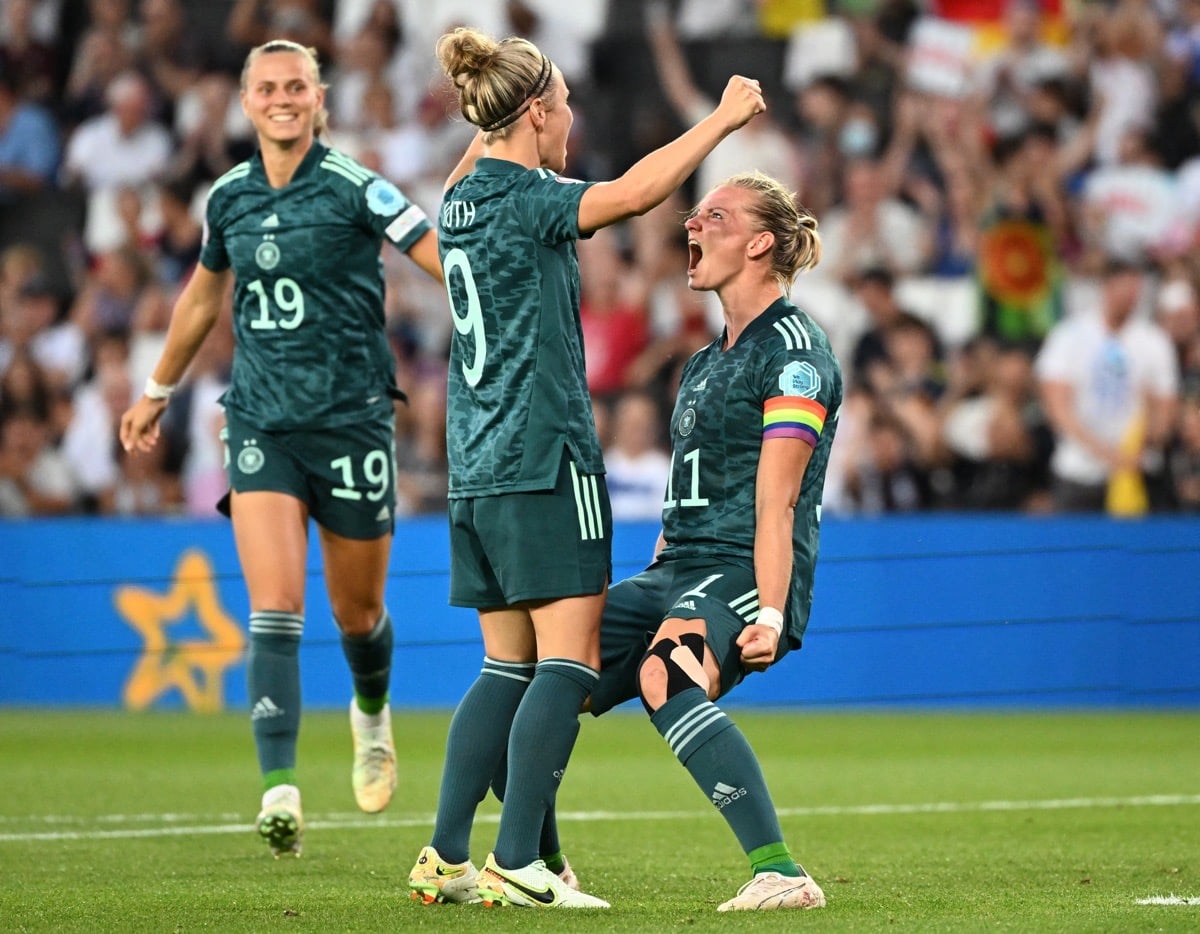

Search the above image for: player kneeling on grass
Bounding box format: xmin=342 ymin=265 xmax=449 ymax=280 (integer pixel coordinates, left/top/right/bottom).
xmin=585 ymin=171 xmax=840 ymax=911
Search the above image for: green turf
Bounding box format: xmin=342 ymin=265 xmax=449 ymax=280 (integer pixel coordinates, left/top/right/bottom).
xmin=1 ymin=709 xmax=1198 ymax=932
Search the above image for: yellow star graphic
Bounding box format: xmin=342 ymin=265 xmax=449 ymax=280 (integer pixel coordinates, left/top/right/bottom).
xmin=116 ymin=550 xmax=246 ymax=712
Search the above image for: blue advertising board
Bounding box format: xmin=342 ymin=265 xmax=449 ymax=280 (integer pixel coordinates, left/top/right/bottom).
xmin=1 ymin=516 xmax=1197 ymax=710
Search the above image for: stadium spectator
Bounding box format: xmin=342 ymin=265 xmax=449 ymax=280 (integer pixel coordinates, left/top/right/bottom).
xmin=579 ymin=228 xmax=650 ymax=398
xmin=0 ymin=69 xmax=59 ymax=202
xmin=61 ymin=341 xmax=131 ymax=512
xmin=168 ymin=72 xmax=254 ymax=188
xmin=1036 ymin=258 xmax=1180 ymax=512
xmin=603 ymin=390 xmax=670 ymax=520
xmin=63 ymin=0 xmax=139 ymax=124
xmin=0 ymin=346 xmax=52 ymax=418
xmin=1080 ymin=128 xmax=1177 ymax=267
xmin=0 ymin=0 xmax=58 ymax=104
xmin=817 ymin=155 xmax=931 ymax=283
xmin=147 ymin=177 xmax=202 ymax=287
xmin=845 ymin=406 xmax=934 ymax=513
xmin=226 ymin=0 xmax=332 ymax=59
xmin=136 ymin=0 xmax=207 ymax=111
xmin=61 ymin=70 xmax=172 ymax=255
xmin=941 ymin=338 xmax=1052 ymax=509
xmin=646 ymin=4 xmax=801 ymax=208
xmin=12 ymin=276 xmax=85 ymax=389
xmin=1167 ymin=391 xmax=1200 ymax=510
xmin=977 ymin=129 xmax=1067 ymax=343
xmin=0 ymin=405 xmax=76 ymax=514
xmin=393 ymin=371 xmax=449 ymax=516
xmin=69 ymin=245 xmax=165 ymax=342
xmin=974 ymin=0 xmax=1070 ymax=138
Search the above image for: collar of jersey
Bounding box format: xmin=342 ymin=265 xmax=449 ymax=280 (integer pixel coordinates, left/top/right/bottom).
xmin=251 ymin=140 xmax=327 ymax=186
xmin=724 ymin=296 xmax=798 ymax=348
xmin=473 ymin=157 xmax=535 ymax=176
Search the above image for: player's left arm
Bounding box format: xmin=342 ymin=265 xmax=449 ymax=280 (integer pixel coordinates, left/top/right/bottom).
xmin=739 ymin=437 xmax=812 ymax=671
xmin=404 ymin=229 xmax=443 ymax=283
xmin=739 ymin=346 xmax=833 ymax=671
xmin=356 ymin=170 xmax=441 ymax=283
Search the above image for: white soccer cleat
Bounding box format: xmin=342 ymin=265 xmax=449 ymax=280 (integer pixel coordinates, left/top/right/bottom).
xmin=350 ymin=700 xmax=396 ymax=813
xmin=408 ymin=845 xmax=482 ymax=905
xmin=256 ymin=784 xmax=303 ymax=858
xmin=717 ymin=871 xmax=826 ymax=911
xmin=476 ymin=853 xmax=609 ymax=908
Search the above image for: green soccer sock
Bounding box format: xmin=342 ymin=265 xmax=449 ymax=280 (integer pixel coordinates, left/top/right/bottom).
xmin=247 ymin=612 xmax=304 ymax=789
xmin=430 ymin=658 xmax=535 ymax=864
xmin=339 ymin=610 xmax=393 ymax=715
xmin=490 ymin=759 xmax=564 ymax=866
xmin=650 ymin=687 xmax=800 ymax=877
xmin=493 ymin=659 xmax=597 ymax=870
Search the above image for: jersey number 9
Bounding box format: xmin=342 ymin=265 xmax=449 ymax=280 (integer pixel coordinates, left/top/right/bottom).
xmin=443 ymin=248 xmax=486 ymax=387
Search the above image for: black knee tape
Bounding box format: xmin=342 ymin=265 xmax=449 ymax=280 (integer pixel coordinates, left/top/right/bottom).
xmin=638 ymin=633 xmax=707 ymax=714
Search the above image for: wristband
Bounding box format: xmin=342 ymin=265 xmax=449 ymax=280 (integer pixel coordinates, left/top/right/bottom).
xmin=757 ymin=606 xmax=784 ymax=636
xmin=144 ymin=377 xmax=176 ymax=401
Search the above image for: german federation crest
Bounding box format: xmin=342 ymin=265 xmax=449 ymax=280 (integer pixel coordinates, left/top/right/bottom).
xmin=779 ymin=361 xmax=821 ymax=399
xmin=255 ymin=240 xmax=280 ymax=270
xmin=237 ymin=441 xmax=264 ymax=475
xmin=678 ymin=407 xmax=697 ymax=437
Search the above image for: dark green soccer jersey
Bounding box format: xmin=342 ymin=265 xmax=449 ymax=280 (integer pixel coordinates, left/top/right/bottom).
xmin=440 ymin=158 xmax=602 ymax=497
xmin=660 ymin=297 xmax=843 ymax=645
xmin=199 ymin=142 xmax=430 ymax=430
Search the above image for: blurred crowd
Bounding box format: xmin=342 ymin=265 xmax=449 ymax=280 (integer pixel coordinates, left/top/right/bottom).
xmin=1 ymin=0 xmax=1199 ymax=520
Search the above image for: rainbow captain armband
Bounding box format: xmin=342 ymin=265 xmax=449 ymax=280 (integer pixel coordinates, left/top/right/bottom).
xmin=763 ymin=396 xmax=827 ymax=448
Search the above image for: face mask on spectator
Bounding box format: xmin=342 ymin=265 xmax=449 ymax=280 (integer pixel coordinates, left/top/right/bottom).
xmin=840 ymin=118 xmax=877 ymax=157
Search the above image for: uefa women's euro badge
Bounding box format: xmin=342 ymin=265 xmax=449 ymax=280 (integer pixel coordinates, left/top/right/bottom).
xmin=779 ymin=360 xmax=821 ymax=399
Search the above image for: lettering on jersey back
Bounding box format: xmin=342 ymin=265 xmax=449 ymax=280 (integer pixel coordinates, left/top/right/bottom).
xmin=442 ymin=200 xmax=477 ymax=229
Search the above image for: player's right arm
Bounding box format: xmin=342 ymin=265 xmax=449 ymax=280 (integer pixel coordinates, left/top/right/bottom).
xmin=445 ymin=130 xmax=485 ymax=192
xmin=120 ymin=264 xmax=231 ymax=453
xmin=576 ymin=75 xmax=764 ymax=234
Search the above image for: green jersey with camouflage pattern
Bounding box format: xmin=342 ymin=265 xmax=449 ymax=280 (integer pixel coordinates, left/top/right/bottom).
xmin=660 ymin=297 xmax=843 ymax=646
xmin=199 ymin=142 xmax=431 ymax=430
xmin=439 ymin=158 xmax=603 ymax=498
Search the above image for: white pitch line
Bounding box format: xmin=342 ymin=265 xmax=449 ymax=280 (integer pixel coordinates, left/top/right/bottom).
xmin=1 ymin=793 xmax=1198 ymax=844
xmin=1136 ymin=895 xmax=1200 ymax=906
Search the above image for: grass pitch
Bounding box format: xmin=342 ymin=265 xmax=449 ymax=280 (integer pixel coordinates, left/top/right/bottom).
xmin=1 ymin=708 xmax=1197 ymax=932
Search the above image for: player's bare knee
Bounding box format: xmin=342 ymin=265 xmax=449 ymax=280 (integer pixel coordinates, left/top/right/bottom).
xmin=637 ymin=633 xmax=708 ymax=714
xmin=250 ymin=595 xmax=303 ymax=616
xmin=331 ymin=602 xmax=384 ymax=637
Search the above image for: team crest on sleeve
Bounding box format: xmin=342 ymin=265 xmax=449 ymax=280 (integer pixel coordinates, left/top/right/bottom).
xmin=779 ymin=360 xmax=821 ymax=399
xmin=365 ymin=178 xmax=404 ymax=215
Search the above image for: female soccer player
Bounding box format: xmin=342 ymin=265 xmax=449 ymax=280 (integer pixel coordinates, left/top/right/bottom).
xmin=587 ymin=172 xmax=841 ymax=911
xmin=407 ymin=27 xmax=764 ymax=908
xmin=120 ymin=39 xmax=442 ymax=857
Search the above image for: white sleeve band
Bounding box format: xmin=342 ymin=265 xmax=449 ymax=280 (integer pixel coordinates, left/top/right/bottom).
xmin=757 ymin=606 xmax=784 ymax=636
xmin=144 ymin=377 xmax=176 ymax=401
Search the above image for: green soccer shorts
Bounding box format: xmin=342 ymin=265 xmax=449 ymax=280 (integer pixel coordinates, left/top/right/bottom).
xmin=448 ymin=448 xmax=612 ymax=608
xmin=221 ymin=409 xmax=397 ymax=540
xmin=589 ymin=556 xmax=791 ymax=715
